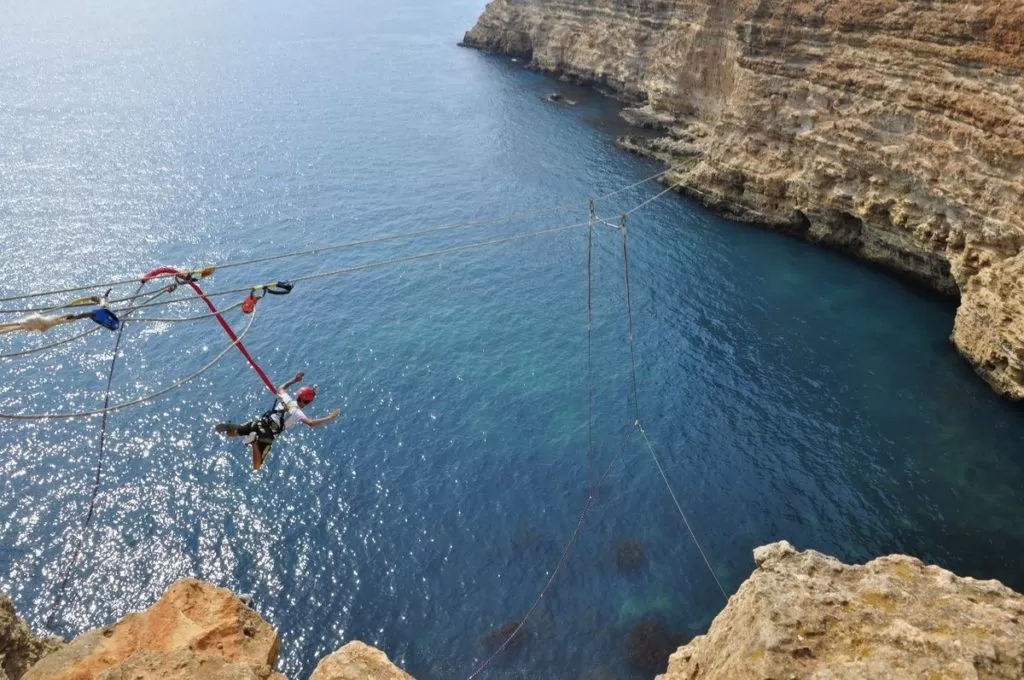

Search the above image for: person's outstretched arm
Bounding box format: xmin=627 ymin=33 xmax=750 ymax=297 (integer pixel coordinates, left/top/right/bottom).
xmin=277 ymin=371 xmax=304 ymax=396
xmin=303 ymin=409 xmax=341 ymax=427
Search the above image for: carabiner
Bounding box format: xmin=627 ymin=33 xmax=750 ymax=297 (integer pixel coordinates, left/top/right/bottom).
xmin=263 ymin=280 xmax=293 ymax=296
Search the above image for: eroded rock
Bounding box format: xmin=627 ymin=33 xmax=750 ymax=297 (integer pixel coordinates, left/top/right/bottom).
xmin=658 ymin=540 xmax=1024 ymax=679
xmin=308 ymin=642 xmax=413 ymax=680
xmin=0 ymin=593 xmax=63 ymax=680
xmin=24 ymin=579 xmax=282 ymax=680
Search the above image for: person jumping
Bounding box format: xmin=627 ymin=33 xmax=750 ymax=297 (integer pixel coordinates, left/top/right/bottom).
xmin=215 ymin=371 xmax=340 ymax=470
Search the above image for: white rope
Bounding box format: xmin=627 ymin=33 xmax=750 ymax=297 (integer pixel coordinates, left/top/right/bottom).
xmin=108 ymin=221 xmax=592 ymax=315
xmin=635 ymin=421 xmax=728 ymax=600
xmin=0 ymin=309 xmax=257 ymax=420
xmin=620 ymin=182 xmax=682 ymax=217
xmin=126 ymin=300 xmax=245 ymax=323
xmin=0 ymin=327 xmax=101 ymax=360
xmin=0 ymin=169 xmax=671 ymax=309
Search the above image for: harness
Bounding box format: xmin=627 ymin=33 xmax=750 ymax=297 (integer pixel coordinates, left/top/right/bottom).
xmin=255 ymin=398 xmax=291 ymax=439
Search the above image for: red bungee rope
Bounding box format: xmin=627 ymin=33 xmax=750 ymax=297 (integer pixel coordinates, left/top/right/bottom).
xmin=142 ymin=266 xmax=277 ymax=394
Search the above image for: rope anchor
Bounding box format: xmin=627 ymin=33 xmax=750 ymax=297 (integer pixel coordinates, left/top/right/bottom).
xmin=241 ymin=280 xmax=293 ymax=314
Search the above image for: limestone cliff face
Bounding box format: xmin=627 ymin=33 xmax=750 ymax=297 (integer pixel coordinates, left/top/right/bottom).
xmin=659 ymin=541 xmax=1024 ymax=679
xmin=463 ymin=0 xmax=1024 ymax=399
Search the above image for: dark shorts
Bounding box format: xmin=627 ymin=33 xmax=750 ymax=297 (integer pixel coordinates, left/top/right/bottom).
xmin=237 ymin=421 xmax=275 ymax=446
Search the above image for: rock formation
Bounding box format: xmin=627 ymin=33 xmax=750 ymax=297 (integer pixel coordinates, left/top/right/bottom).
xmin=0 ymin=594 xmax=63 ymax=680
xmin=659 ymin=540 xmax=1024 ymax=679
xmin=23 ymin=579 xmax=284 ymax=680
xmin=463 ymin=0 xmax=1024 ymax=400
xmin=5 ymin=579 xmax=415 ymax=680
xmin=308 ymin=642 xmax=413 ymax=680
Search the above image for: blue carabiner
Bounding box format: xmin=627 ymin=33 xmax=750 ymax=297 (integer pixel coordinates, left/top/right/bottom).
xmin=90 ymin=308 xmax=121 ymax=331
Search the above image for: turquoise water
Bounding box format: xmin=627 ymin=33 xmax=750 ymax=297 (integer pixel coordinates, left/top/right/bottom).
xmin=2 ymin=1 xmax=1023 ymax=678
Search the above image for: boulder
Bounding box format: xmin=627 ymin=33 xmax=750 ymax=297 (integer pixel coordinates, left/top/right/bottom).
xmin=308 ymin=642 xmax=412 ymax=680
xmin=659 ymin=541 xmax=1024 ymax=679
xmin=24 ymin=579 xmax=282 ymax=680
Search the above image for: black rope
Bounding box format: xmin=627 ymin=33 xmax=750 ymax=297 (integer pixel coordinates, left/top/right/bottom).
xmin=620 ymin=215 xmax=641 ymax=421
xmin=587 ymin=201 xmax=596 ymax=492
xmin=618 ymin=215 xmax=729 ymax=601
xmin=466 ymin=427 xmax=633 ymax=680
xmin=44 ymin=282 xmax=143 ymax=630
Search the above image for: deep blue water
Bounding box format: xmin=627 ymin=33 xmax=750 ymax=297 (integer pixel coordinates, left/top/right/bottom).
xmin=2 ymin=1 xmax=1024 ymax=678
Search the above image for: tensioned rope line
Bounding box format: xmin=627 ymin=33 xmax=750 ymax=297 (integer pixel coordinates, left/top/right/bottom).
xmin=140 ymin=169 xmax=673 ymax=281
xmin=0 ymin=308 xmax=258 ymax=420
xmin=617 ymin=214 xmax=729 ymax=602
xmin=635 ymin=421 xmax=727 ymax=601
xmin=587 ymin=201 xmax=596 ymax=492
xmin=44 ymin=281 xmax=147 ymax=629
xmin=3 ymin=189 xmax=683 ymax=417
xmin=0 ymin=284 xmax=190 ymax=359
xmin=466 ymin=423 xmax=637 ymax=680
xmin=126 ymin=299 xmax=246 ymax=323
xmin=620 ymin=181 xmax=683 ymax=217
xmin=0 ymin=169 xmax=671 ymax=308
xmin=105 ymin=222 xmax=593 ymax=316
xmin=0 ymin=327 xmax=100 ymax=360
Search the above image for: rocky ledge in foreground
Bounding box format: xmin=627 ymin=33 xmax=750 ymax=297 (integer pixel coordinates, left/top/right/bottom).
xmin=660 ymin=540 xmax=1024 ymax=679
xmin=463 ymin=0 xmax=1024 ymax=400
xmin=0 ymin=594 xmax=63 ymax=680
xmin=3 ymin=579 xmax=411 ymax=680
xmin=6 ymin=545 xmax=1024 ymax=679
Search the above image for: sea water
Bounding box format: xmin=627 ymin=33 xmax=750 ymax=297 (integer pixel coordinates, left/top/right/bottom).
xmin=2 ymin=1 xmax=1023 ymax=678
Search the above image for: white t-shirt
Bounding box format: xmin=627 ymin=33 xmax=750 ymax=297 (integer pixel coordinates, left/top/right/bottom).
xmin=274 ymin=389 xmax=308 ymax=430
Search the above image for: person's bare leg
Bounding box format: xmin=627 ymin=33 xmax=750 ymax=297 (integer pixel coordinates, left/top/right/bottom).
xmin=251 ymin=442 xmax=264 ymax=470
xmin=216 ymin=423 xmax=240 ymax=436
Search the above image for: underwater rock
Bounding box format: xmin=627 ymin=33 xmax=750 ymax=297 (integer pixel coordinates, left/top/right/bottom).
xmin=626 ymin=615 xmax=682 ymax=676
xmin=615 ymin=538 xmax=645 ymax=571
xmin=481 ymin=620 xmax=527 ymax=652
xmin=0 ymin=593 xmax=64 ymax=680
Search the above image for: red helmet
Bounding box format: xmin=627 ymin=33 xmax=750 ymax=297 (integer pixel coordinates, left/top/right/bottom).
xmin=296 ymin=385 xmax=317 ymax=403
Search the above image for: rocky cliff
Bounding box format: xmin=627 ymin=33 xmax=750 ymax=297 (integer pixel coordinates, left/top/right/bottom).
xmin=463 ymin=0 xmax=1024 ymax=400
xmin=659 ymin=540 xmax=1024 ymax=679
xmin=6 ymin=556 xmax=1024 ymax=679
xmin=3 ymin=580 xmax=411 ymax=680
xmin=0 ymin=594 xmax=63 ymax=680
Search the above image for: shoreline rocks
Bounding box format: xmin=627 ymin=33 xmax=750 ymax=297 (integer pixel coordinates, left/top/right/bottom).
xmin=23 ymin=579 xmax=284 ymax=680
xmin=462 ymin=0 xmax=1024 ymax=400
xmin=6 ymin=548 xmax=1024 ymax=679
xmin=4 ymin=579 xmax=414 ymax=680
xmin=659 ymin=541 xmax=1024 ymax=679
xmin=0 ymin=594 xmax=64 ymax=680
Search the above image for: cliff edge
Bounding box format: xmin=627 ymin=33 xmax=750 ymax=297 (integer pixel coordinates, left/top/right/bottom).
xmin=6 ymin=579 xmax=410 ymax=680
xmin=660 ymin=541 xmax=1024 ymax=679
xmin=0 ymin=594 xmax=63 ymax=680
xmin=463 ymin=0 xmax=1024 ymax=399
